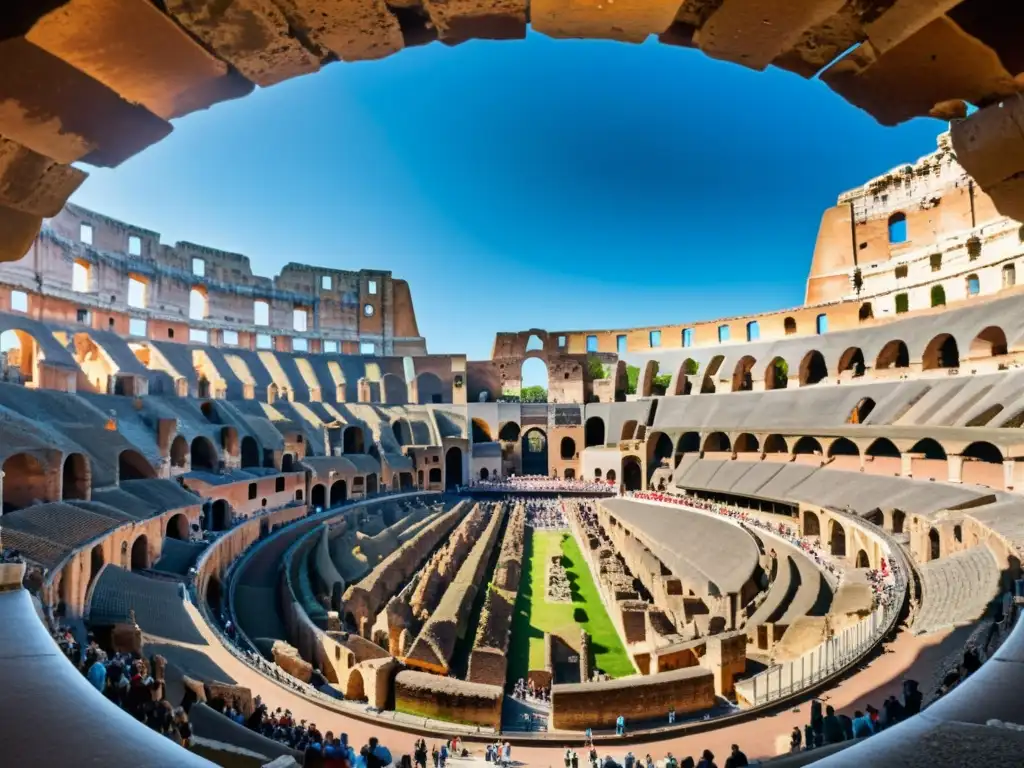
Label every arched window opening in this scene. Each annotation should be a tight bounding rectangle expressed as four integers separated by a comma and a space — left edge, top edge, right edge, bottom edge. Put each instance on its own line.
584, 417, 605, 448
62, 453, 90, 500
888, 212, 907, 244
428, 467, 441, 484
166, 513, 189, 540
866, 438, 900, 458
445, 446, 464, 489
830, 521, 847, 558
962, 441, 1003, 464
765, 357, 789, 390
928, 528, 940, 561
909, 438, 946, 460
130, 536, 149, 570
311, 484, 326, 509
875, 340, 910, 370
621, 457, 642, 491
764, 434, 788, 454
2, 453, 48, 512
676, 432, 700, 455
858, 302, 873, 322
220, 426, 239, 456
1002, 263, 1016, 289
620, 420, 638, 442
471, 419, 493, 444
521, 358, 549, 403
799, 350, 827, 386
701, 355, 724, 395
734, 433, 759, 453
703, 432, 731, 453
560, 436, 576, 460
891, 510, 906, 535
793, 436, 822, 456
828, 438, 859, 457
329, 479, 347, 506
746, 321, 760, 342
783, 317, 797, 336
414, 372, 445, 404
732, 356, 756, 392
606, 469, 617, 483
969, 326, 1008, 359
718, 325, 730, 343
525, 334, 544, 352
930, 284, 946, 307
647, 433, 673, 477
240, 436, 260, 468
480, 467, 489, 480
119, 450, 155, 481
815, 314, 828, 335
966, 274, 980, 297
803, 511, 820, 537
189, 287, 207, 320
922, 334, 959, 370
564, 468, 575, 480
855, 550, 870, 568
838, 348, 866, 378
344, 427, 365, 454
190, 437, 217, 471
210, 500, 230, 531
499, 422, 521, 442
392, 419, 413, 447
954, 525, 963, 544
847, 397, 876, 424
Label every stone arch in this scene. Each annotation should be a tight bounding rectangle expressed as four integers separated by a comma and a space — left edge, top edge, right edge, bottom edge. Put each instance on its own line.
963, 441, 1003, 463
931, 284, 946, 307
969, 326, 1008, 358
392, 419, 413, 447
734, 433, 759, 453
866, 438, 900, 458
647, 432, 673, 477
240, 436, 260, 468
792, 436, 822, 456
498, 422, 521, 442
381, 373, 408, 404
525, 332, 545, 352
330, 479, 348, 506
170, 436, 189, 468
210, 499, 230, 531
0, 328, 45, 384
344, 426, 365, 454
584, 417, 605, 447
640, 360, 662, 397
875, 340, 910, 370
471, 418, 493, 444
829, 520, 847, 558
282, 453, 295, 472
2, 452, 48, 512
827, 438, 859, 457
763, 434, 788, 454
119, 449, 155, 481
855, 549, 870, 568
798, 350, 827, 386
521, 429, 547, 476
910, 438, 946, 460
702, 432, 731, 453
859, 302, 873, 321
428, 467, 442, 484
564, 468, 575, 479
888, 212, 907, 243
621, 456, 642, 491
892, 509, 906, 534
445, 446, 464, 488
803, 510, 820, 537
62, 452, 90, 500
606, 468, 616, 484
783, 317, 797, 335
954, 524, 963, 543
191, 436, 218, 471
765, 357, 789, 390
166, 513, 189, 540
88, 544, 105, 590
922, 333, 959, 370
366, 473, 378, 494
560, 436, 576, 460
847, 397, 875, 424
746, 320, 760, 341
837, 347, 866, 377
676, 432, 700, 465
701, 355, 724, 394
345, 669, 366, 700
311, 483, 326, 509
731, 355, 756, 392
480, 467, 489, 480
620, 420, 638, 442
413, 371, 445, 404
928, 528, 940, 561
674, 359, 697, 395
130, 535, 150, 570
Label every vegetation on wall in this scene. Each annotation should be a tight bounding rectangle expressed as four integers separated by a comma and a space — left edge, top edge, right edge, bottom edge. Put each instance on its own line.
625, 364, 672, 395
587, 357, 607, 380
520, 385, 547, 403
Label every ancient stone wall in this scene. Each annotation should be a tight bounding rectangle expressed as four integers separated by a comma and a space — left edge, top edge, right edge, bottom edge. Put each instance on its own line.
395, 671, 503, 729
551, 667, 716, 730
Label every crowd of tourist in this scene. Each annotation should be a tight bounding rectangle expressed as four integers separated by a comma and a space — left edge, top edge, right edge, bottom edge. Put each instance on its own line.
566, 744, 750, 768
524, 498, 570, 529
466, 474, 616, 494
512, 676, 551, 705
792, 683, 922, 754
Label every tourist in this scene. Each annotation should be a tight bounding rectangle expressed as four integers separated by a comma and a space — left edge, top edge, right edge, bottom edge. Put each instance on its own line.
680, 758, 695, 768
696, 749, 717, 768
438, 742, 448, 768
572, 748, 579, 768
790, 726, 802, 752
502, 741, 511, 766
87, 650, 107, 691
565, 747, 573, 767
668, 707, 676, 724
663, 754, 677, 768
585, 727, 593, 745
803, 723, 814, 751
882, 694, 904, 728
724, 745, 748, 768
823, 705, 846, 744
624, 750, 635, 768
616, 714, 626, 736
851, 709, 874, 738
645, 755, 656, 768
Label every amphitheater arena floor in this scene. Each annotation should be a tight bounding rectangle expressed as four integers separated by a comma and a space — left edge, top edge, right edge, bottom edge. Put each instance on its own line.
169, 596, 972, 764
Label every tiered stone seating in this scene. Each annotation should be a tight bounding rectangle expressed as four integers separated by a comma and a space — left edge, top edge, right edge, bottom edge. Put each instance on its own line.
913, 547, 1001, 636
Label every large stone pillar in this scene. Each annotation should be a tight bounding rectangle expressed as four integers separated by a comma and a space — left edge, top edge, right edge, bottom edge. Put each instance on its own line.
948, 455, 964, 484
900, 452, 913, 478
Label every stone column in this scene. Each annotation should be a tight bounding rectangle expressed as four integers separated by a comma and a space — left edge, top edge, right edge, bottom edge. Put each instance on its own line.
948, 454, 964, 484
1004, 459, 1015, 491
900, 452, 913, 478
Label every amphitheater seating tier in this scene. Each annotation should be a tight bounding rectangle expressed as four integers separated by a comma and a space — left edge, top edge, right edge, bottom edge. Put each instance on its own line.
913, 547, 1001, 636
88, 567, 206, 645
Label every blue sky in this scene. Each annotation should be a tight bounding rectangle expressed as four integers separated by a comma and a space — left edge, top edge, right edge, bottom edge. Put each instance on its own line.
70, 32, 944, 387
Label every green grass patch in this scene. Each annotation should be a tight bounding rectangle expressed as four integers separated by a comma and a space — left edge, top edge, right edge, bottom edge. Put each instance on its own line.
507, 529, 634, 686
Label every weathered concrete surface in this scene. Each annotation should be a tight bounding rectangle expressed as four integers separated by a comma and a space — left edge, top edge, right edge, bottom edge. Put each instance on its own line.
421, 0, 526, 43
271, 0, 405, 61
395, 670, 503, 728
0, 137, 86, 217
952, 98, 1024, 222
531, 0, 681, 43
0, 205, 43, 262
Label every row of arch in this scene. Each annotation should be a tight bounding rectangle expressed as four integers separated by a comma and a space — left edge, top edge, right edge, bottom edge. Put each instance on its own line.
641, 326, 1010, 397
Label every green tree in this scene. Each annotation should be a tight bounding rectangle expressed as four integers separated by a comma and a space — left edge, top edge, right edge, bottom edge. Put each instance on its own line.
587, 356, 607, 380
684, 359, 699, 376
625, 365, 640, 395
651, 373, 672, 396
520, 385, 547, 403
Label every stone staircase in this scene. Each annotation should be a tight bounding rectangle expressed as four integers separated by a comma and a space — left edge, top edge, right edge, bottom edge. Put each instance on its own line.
913, 546, 1000, 635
